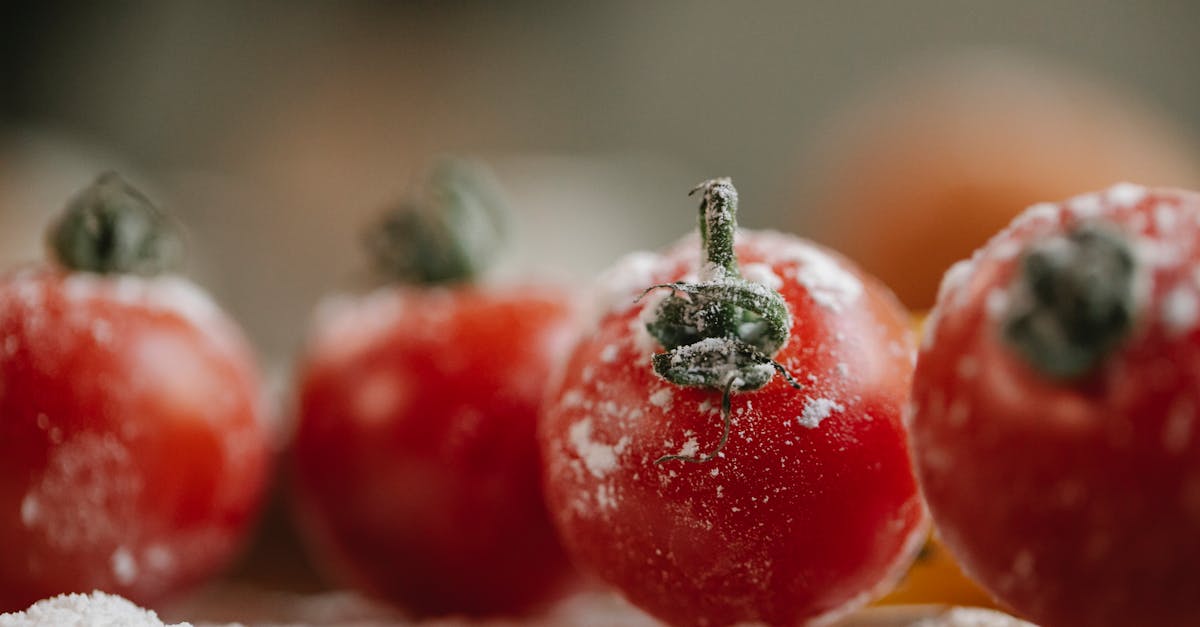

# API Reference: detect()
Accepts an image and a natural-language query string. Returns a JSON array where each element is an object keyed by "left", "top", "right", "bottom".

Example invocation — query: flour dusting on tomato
[
  {"left": 59, "top": 274, "right": 231, "bottom": 345},
  {"left": 1067, "top": 191, "right": 1106, "bottom": 219},
  {"left": 568, "top": 418, "right": 628, "bottom": 479},
  {"left": 110, "top": 547, "right": 138, "bottom": 586},
  {"left": 923, "top": 258, "right": 976, "bottom": 351},
  {"left": 592, "top": 250, "right": 665, "bottom": 323},
  {"left": 753, "top": 233, "right": 864, "bottom": 312},
  {"left": 648, "top": 387, "right": 674, "bottom": 409},
  {"left": 741, "top": 263, "right": 783, "bottom": 290},
  {"left": 310, "top": 289, "right": 408, "bottom": 364},
  {"left": 1108, "top": 182, "right": 1149, "bottom": 207},
  {"left": 1162, "top": 284, "right": 1200, "bottom": 336},
  {"left": 23, "top": 432, "right": 143, "bottom": 552},
  {"left": 798, "top": 397, "right": 843, "bottom": 429}
]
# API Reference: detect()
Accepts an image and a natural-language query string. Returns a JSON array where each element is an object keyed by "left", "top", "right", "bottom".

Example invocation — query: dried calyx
[
  {"left": 365, "top": 159, "right": 507, "bottom": 285},
  {"left": 48, "top": 172, "right": 182, "bottom": 276},
  {"left": 1003, "top": 222, "right": 1136, "bottom": 379},
  {"left": 643, "top": 179, "right": 801, "bottom": 464}
]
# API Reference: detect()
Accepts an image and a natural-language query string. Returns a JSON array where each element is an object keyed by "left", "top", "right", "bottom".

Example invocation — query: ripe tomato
[
  {"left": 539, "top": 180, "right": 926, "bottom": 626},
  {"left": 911, "top": 184, "right": 1200, "bottom": 626},
  {"left": 0, "top": 174, "right": 270, "bottom": 611},
  {"left": 289, "top": 161, "right": 579, "bottom": 617}
]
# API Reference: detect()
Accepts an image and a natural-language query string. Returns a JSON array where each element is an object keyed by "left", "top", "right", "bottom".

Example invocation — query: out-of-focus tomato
[
  {"left": 0, "top": 174, "right": 270, "bottom": 611},
  {"left": 912, "top": 184, "right": 1200, "bottom": 626},
  {"left": 289, "top": 161, "right": 579, "bottom": 617}
]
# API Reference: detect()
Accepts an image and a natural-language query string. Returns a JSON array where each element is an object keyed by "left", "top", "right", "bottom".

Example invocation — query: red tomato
[
  {"left": 291, "top": 285, "right": 580, "bottom": 616},
  {"left": 0, "top": 172, "right": 270, "bottom": 607},
  {"left": 539, "top": 180, "right": 926, "bottom": 626},
  {"left": 0, "top": 183, "right": 270, "bottom": 612},
  {"left": 911, "top": 184, "right": 1200, "bottom": 626}
]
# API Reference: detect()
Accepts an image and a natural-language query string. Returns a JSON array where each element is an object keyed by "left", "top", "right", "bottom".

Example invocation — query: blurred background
[
  {"left": 4, "top": 1, "right": 1200, "bottom": 364},
  {"left": 5, "top": 3, "right": 1200, "bottom": 613}
]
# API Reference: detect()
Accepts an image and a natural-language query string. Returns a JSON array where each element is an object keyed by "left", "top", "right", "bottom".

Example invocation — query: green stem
[
  {"left": 692, "top": 178, "right": 739, "bottom": 280},
  {"left": 364, "top": 159, "right": 507, "bottom": 285},
  {"left": 48, "top": 172, "right": 181, "bottom": 276},
  {"left": 1002, "top": 223, "right": 1135, "bottom": 379},
  {"left": 644, "top": 178, "right": 800, "bottom": 464}
]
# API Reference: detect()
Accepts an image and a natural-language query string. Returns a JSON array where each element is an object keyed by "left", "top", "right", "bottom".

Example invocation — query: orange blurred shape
[
  {"left": 876, "top": 533, "right": 996, "bottom": 608},
  {"left": 803, "top": 49, "right": 1200, "bottom": 309}
]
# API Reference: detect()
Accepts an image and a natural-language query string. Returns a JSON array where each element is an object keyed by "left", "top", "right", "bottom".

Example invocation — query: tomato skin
[
  {"left": 911, "top": 186, "right": 1200, "bottom": 626},
  {"left": 539, "top": 231, "right": 926, "bottom": 627},
  {"left": 290, "top": 285, "right": 580, "bottom": 617},
  {"left": 0, "top": 267, "right": 270, "bottom": 611}
]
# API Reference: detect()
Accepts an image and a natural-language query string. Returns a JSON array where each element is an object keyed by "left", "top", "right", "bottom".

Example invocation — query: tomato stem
[
  {"left": 644, "top": 179, "right": 801, "bottom": 464},
  {"left": 695, "top": 178, "right": 740, "bottom": 280},
  {"left": 364, "top": 159, "right": 507, "bottom": 285},
  {"left": 1003, "top": 222, "right": 1136, "bottom": 379},
  {"left": 48, "top": 172, "right": 182, "bottom": 276}
]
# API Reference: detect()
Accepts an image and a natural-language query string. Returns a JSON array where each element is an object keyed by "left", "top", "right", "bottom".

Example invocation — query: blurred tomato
[{"left": 802, "top": 51, "right": 1200, "bottom": 309}]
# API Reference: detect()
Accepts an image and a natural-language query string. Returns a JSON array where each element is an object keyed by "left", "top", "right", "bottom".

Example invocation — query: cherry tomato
[
  {"left": 0, "top": 174, "right": 270, "bottom": 611},
  {"left": 911, "top": 184, "right": 1200, "bottom": 626},
  {"left": 289, "top": 161, "right": 579, "bottom": 617},
  {"left": 540, "top": 180, "right": 926, "bottom": 626}
]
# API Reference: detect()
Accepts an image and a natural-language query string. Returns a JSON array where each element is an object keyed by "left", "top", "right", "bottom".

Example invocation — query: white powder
[
  {"left": 0, "top": 591, "right": 191, "bottom": 627},
  {"left": 145, "top": 545, "right": 175, "bottom": 572},
  {"left": 1108, "top": 182, "right": 1148, "bottom": 207},
  {"left": 59, "top": 274, "right": 228, "bottom": 345},
  {"left": 90, "top": 319, "right": 113, "bottom": 345},
  {"left": 1012, "top": 202, "right": 1060, "bottom": 230},
  {"left": 937, "top": 259, "right": 975, "bottom": 305},
  {"left": 675, "top": 437, "right": 700, "bottom": 458},
  {"left": 648, "top": 388, "right": 674, "bottom": 409},
  {"left": 110, "top": 546, "right": 138, "bottom": 585},
  {"left": 567, "top": 419, "right": 628, "bottom": 479},
  {"left": 1155, "top": 205, "right": 1180, "bottom": 234},
  {"left": 23, "top": 432, "right": 144, "bottom": 553},
  {"left": 592, "top": 250, "right": 664, "bottom": 322},
  {"left": 19, "top": 494, "right": 39, "bottom": 527},
  {"left": 1067, "top": 191, "right": 1105, "bottom": 219},
  {"left": 309, "top": 288, "right": 407, "bottom": 365},
  {"left": 595, "top": 484, "right": 618, "bottom": 511},
  {"left": 740, "top": 263, "right": 783, "bottom": 290},
  {"left": 788, "top": 246, "right": 863, "bottom": 311},
  {"left": 599, "top": 344, "right": 619, "bottom": 363},
  {"left": 990, "top": 239, "right": 1022, "bottom": 261},
  {"left": 984, "top": 289, "right": 1010, "bottom": 321},
  {"left": 923, "top": 258, "right": 976, "bottom": 351},
  {"left": 914, "top": 607, "right": 1037, "bottom": 627},
  {"left": 798, "top": 398, "right": 843, "bottom": 429},
  {"left": 1161, "top": 285, "right": 1199, "bottom": 336}
]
